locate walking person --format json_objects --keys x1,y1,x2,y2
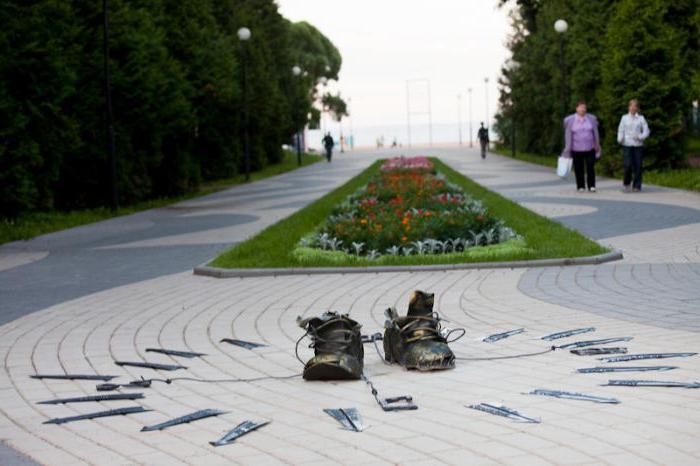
[
  {"x1": 322, "y1": 132, "x2": 334, "y2": 162},
  {"x1": 477, "y1": 122, "x2": 489, "y2": 159},
  {"x1": 617, "y1": 99, "x2": 650, "y2": 192},
  {"x1": 561, "y1": 100, "x2": 601, "y2": 192}
]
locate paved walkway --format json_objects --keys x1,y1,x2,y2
[{"x1": 1, "y1": 148, "x2": 699, "y2": 465}]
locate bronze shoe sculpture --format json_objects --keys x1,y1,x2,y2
[
  {"x1": 297, "y1": 312, "x2": 364, "y2": 380},
  {"x1": 383, "y1": 291, "x2": 456, "y2": 371}
]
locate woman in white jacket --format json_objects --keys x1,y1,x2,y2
[{"x1": 617, "y1": 99, "x2": 650, "y2": 192}]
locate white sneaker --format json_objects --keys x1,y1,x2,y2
[
  {"x1": 589, "y1": 187, "x2": 596, "y2": 192},
  {"x1": 577, "y1": 188, "x2": 585, "y2": 193}
]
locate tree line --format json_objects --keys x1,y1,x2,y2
[
  {"x1": 0, "y1": 0, "x2": 341, "y2": 218},
  {"x1": 495, "y1": 0, "x2": 700, "y2": 174}
]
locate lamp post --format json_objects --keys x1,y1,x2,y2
[
  {"x1": 103, "y1": 0, "x2": 118, "y2": 210},
  {"x1": 292, "y1": 65, "x2": 303, "y2": 166},
  {"x1": 319, "y1": 76, "x2": 328, "y2": 136},
  {"x1": 468, "y1": 87, "x2": 473, "y2": 148},
  {"x1": 457, "y1": 94, "x2": 463, "y2": 146},
  {"x1": 484, "y1": 77, "x2": 490, "y2": 130},
  {"x1": 237, "y1": 27, "x2": 251, "y2": 181},
  {"x1": 554, "y1": 19, "x2": 568, "y2": 121},
  {"x1": 347, "y1": 97, "x2": 354, "y2": 150}
]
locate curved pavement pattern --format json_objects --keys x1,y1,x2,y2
[{"x1": 1, "y1": 147, "x2": 699, "y2": 465}]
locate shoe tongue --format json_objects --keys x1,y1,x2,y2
[
  {"x1": 407, "y1": 307, "x2": 431, "y2": 317},
  {"x1": 407, "y1": 291, "x2": 435, "y2": 317},
  {"x1": 407, "y1": 300, "x2": 433, "y2": 317}
]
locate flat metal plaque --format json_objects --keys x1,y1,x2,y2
[
  {"x1": 38, "y1": 393, "x2": 144, "y2": 405},
  {"x1": 541, "y1": 327, "x2": 595, "y2": 341},
  {"x1": 482, "y1": 328, "x2": 525, "y2": 343},
  {"x1": 219, "y1": 339, "x2": 267, "y2": 349},
  {"x1": 115, "y1": 361, "x2": 186, "y2": 371},
  {"x1": 44, "y1": 406, "x2": 150, "y2": 425},
  {"x1": 323, "y1": 408, "x2": 364, "y2": 432},
  {"x1": 145, "y1": 348, "x2": 206, "y2": 358},
  {"x1": 141, "y1": 409, "x2": 228, "y2": 432},
  {"x1": 31, "y1": 374, "x2": 118, "y2": 381},
  {"x1": 210, "y1": 420, "x2": 270, "y2": 446}
]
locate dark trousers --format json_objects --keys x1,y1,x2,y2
[
  {"x1": 623, "y1": 146, "x2": 643, "y2": 189},
  {"x1": 572, "y1": 150, "x2": 596, "y2": 190},
  {"x1": 479, "y1": 140, "x2": 488, "y2": 159}
]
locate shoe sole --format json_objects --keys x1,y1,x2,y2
[{"x1": 303, "y1": 362, "x2": 361, "y2": 381}]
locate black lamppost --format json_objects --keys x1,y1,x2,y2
[
  {"x1": 468, "y1": 87, "x2": 473, "y2": 148},
  {"x1": 554, "y1": 19, "x2": 569, "y2": 121},
  {"x1": 103, "y1": 0, "x2": 118, "y2": 210},
  {"x1": 292, "y1": 65, "x2": 303, "y2": 166},
  {"x1": 237, "y1": 27, "x2": 251, "y2": 181}
]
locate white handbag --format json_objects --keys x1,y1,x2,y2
[{"x1": 557, "y1": 156, "x2": 573, "y2": 178}]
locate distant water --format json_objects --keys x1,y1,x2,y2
[{"x1": 305, "y1": 121, "x2": 497, "y2": 151}]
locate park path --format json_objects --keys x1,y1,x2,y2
[{"x1": 1, "y1": 147, "x2": 699, "y2": 466}]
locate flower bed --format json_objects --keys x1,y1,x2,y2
[{"x1": 300, "y1": 157, "x2": 517, "y2": 259}]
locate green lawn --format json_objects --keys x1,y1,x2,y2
[
  {"x1": 0, "y1": 151, "x2": 322, "y2": 245},
  {"x1": 209, "y1": 157, "x2": 607, "y2": 269},
  {"x1": 494, "y1": 147, "x2": 700, "y2": 193},
  {"x1": 495, "y1": 148, "x2": 557, "y2": 168}
]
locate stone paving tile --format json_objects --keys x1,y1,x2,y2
[
  {"x1": 1, "y1": 265, "x2": 699, "y2": 465},
  {"x1": 2, "y1": 147, "x2": 700, "y2": 465}
]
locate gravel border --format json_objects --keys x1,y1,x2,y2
[{"x1": 193, "y1": 249, "x2": 623, "y2": 278}]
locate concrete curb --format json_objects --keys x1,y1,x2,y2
[{"x1": 193, "y1": 249, "x2": 624, "y2": 278}]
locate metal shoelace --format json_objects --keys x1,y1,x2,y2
[
  {"x1": 396, "y1": 312, "x2": 466, "y2": 345},
  {"x1": 295, "y1": 316, "x2": 358, "y2": 365}
]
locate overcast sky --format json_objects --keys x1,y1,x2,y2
[{"x1": 277, "y1": 0, "x2": 512, "y2": 139}]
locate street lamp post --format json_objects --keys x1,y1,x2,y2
[
  {"x1": 554, "y1": 19, "x2": 568, "y2": 121},
  {"x1": 468, "y1": 87, "x2": 473, "y2": 148},
  {"x1": 484, "y1": 77, "x2": 490, "y2": 130},
  {"x1": 103, "y1": 0, "x2": 118, "y2": 211},
  {"x1": 292, "y1": 65, "x2": 303, "y2": 166},
  {"x1": 237, "y1": 27, "x2": 251, "y2": 181},
  {"x1": 319, "y1": 76, "x2": 328, "y2": 136},
  {"x1": 457, "y1": 94, "x2": 463, "y2": 146}
]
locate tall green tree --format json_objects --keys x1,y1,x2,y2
[
  {"x1": 598, "y1": 0, "x2": 698, "y2": 171},
  {"x1": 0, "y1": 0, "x2": 342, "y2": 218}
]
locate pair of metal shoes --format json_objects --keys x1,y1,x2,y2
[{"x1": 297, "y1": 291, "x2": 458, "y2": 381}]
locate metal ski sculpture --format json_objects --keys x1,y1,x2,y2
[
  {"x1": 220, "y1": 339, "x2": 267, "y2": 349},
  {"x1": 527, "y1": 389, "x2": 620, "y2": 404},
  {"x1": 141, "y1": 409, "x2": 228, "y2": 432},
  {"x1": 323, "y1": 408, "x2": 364, "y2": 432},
  {"x1": 31, "y1": 374, "x2": 118, "y2": 381},
  {"x1": 96, "y1": 377, "x2": 153, "y2": 391},
  {"x1": 557, "y1": 337, "x2": 633, "y2": 349},
  {"x1": 210, "y1": 421, "x2": 270, "y2": 446},
  {"x1": 362, "y1": 374, "x2": 417, "y2": 411},
  {"x1": 44, "y1": 407, "x2": 150, "y2": 425},
  {"x1": 468, "y1": 403, "x2": 540, "y2": 423},
  {"x1": 541, "y1": 327, "x2": 595, "y2": 341},
  {"x1": 38, "y1": 393, "x2": 144, "y2": 405},
  {"x1": 604, "y1": 380, "x2": 700, "y2": 388},
  {"x1": 599, "y1": 352, "x2": 697, "y2": 363},
  {"x1": 570, "y1": 347, "x2": 628, "y2": 356},
  {"x1": 115, "y1": 361, "x2": 186, "y2": 371},
  {"x1": 145, "y1": 348, "x2": 206, "y2": 358},
  {"x1": 483, "y1": 328, "x2": 525, "y2": 343},
  {"x1": 578, "y1": 366, "x2": 677, "y2": 373}
]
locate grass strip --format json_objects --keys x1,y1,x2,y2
[{"x1": 210, "y1": 157, "x2": 607, "y2": 269}]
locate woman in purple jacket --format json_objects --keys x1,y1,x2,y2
[{"x1": 561, "y1": 101, "x2": 601, "y2": 192}]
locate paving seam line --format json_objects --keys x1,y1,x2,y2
[{"x1": 192, "y1": 250, "x2": 624, "y2": 279}]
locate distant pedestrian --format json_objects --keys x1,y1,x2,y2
[
  {"x1": 617, "y1": 99, "x2": 650, "y2": 192},
  {"x1": 322, "y1": 132, "x2": 334, "y2": 162},
  {"x1": 477, "y1": 122, "x2": 489, "y2": 159},
  {"x1": 561, "y1": 100, "x2": 601, "y2": 192}
]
